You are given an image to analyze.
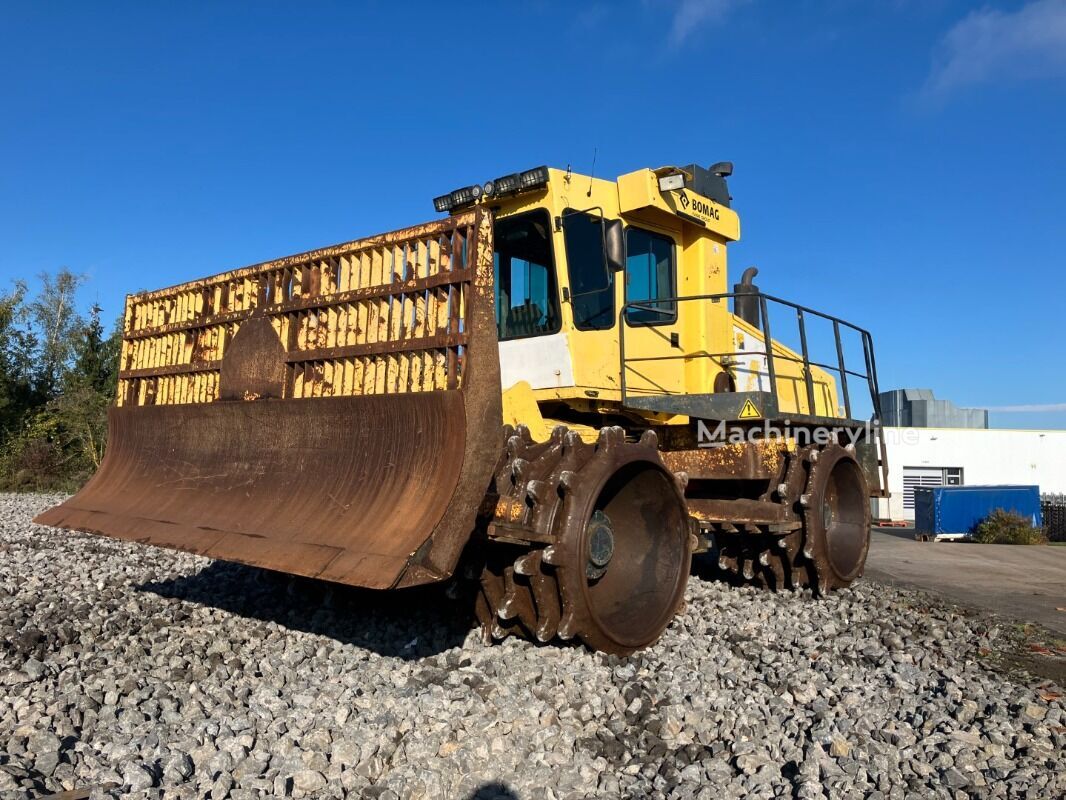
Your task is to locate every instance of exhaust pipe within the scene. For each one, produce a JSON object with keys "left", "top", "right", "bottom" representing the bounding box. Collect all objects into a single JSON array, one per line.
[{"left": 733, "top": 266, "right": 761, "bottom": 328}]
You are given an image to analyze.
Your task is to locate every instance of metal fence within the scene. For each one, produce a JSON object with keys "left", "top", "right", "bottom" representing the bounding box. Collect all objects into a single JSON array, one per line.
[{"left": 1042, "top": 493, "right": 1066, "bottom": 542}]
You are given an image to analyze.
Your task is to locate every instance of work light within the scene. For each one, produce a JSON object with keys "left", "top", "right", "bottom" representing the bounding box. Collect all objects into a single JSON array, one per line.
[
  {"left": 492, "top": 172, "right": 521, "bottom": 196},
  {"left": 658, "top": 173, "right": 685, "bottom": 192},
  {"left": 519, "top": 166, "right": 549, "bottom": 190},
  {"left": 433, "top": 194, "right": 455, "bottom": 213},
  {"left": 450, "top": 184, "right": 481, "bottom": 208}
]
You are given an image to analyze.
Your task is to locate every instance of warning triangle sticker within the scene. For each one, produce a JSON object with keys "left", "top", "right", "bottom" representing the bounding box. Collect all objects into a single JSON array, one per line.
[{"left": 739, "top": 399, "right": 762, "bottom": 419}]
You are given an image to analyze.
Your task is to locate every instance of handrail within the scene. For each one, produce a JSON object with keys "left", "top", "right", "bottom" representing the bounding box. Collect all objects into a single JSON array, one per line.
[{"left": 618, "top": 291, "right": 881, "bottom": 423}]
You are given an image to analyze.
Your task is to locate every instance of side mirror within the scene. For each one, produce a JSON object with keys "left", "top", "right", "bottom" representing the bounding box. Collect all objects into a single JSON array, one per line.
[{"left": 605, "top": 219, "right": 624, "bottom": 273}]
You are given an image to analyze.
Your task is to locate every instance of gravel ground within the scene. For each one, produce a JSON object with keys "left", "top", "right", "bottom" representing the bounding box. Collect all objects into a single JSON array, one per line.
[{"left": 2, "top": 493, "right": 1063, "bottom": 800}]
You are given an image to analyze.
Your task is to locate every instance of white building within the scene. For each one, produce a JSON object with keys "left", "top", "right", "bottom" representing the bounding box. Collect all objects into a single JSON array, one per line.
[{"left": 874, "top": 427, "right": 1066, "bottom": 521}]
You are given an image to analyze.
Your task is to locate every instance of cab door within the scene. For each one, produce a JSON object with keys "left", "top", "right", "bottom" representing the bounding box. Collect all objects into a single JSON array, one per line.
[
  {"left": 618, "top": 224, "right": 686, "bottom": 401},
  {"left": 558, "top": 210, "right": 622, "bottom": 394},
  {"left": 494, "top": 210, "right": 572, "bottom": 391}
]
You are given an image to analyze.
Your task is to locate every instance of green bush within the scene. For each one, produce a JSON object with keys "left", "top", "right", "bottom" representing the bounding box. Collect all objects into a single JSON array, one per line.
[
  {"left": 0, "top": 389, "right": 110, "bottom": 492},
  {"left": 972, "top": 508, "right": 1047, "bottom": 545},
  {"left": 0, "top": 409, "right": 65, "bottom": 491}
]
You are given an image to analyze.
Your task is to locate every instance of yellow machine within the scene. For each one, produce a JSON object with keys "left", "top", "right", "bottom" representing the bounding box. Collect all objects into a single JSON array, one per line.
[{"left": 37, "top": 161, "right": 887, "bottom": 655}]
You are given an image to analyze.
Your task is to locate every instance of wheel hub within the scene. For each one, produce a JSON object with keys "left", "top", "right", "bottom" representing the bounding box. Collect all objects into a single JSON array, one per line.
[{"left": 585, "top": 510, "right": 615, "bottom": 579}]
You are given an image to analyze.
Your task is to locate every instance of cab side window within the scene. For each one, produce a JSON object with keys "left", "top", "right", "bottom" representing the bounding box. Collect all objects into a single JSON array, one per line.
[
  {"left": 494, "top": 210, "right": 561, "bottom": 340},
  {"left": 562, "top": 211, "right": 615, "bottom": 330},
  {"left": 625, "top": 227, "right": 676, "bottom": 325}
]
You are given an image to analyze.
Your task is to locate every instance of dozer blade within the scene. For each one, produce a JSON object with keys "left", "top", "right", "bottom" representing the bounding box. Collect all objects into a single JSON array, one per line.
[{"left": 35, "top": 209, "right": 502, "bottom": 590}]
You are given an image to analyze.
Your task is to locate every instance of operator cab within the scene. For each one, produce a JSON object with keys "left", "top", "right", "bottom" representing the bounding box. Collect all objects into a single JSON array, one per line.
[
  {"left": 432, "top": 163, "right": 735, "bottom": 350},
  {"left": 431, "top": 163, "right": 739, "bottom": 406}
]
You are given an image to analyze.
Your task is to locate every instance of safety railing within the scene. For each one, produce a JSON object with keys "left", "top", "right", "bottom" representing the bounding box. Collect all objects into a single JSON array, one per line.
[{"left": 618, "top": 292, "right": 883, "bottom": 423}]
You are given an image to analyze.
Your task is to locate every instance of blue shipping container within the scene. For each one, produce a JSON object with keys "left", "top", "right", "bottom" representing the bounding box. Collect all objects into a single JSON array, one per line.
[{"left": 914, "top": 485, "right": 1042, "bottom": 536}]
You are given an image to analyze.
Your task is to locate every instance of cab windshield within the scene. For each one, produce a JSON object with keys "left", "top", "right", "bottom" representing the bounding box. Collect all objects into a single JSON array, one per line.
[{"left": 493, "top": 210, "right": 561, "bottom": 340}]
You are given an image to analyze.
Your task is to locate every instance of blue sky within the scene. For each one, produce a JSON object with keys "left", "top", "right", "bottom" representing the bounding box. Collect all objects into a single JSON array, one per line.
[{"left": 2, "top": 1, "right": 1064, "bottom": 427}]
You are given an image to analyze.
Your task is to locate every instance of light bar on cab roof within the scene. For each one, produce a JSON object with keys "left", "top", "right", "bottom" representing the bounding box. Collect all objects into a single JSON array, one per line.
[{"left": 433, "top": 165, "right": 549, "bottom": 213}]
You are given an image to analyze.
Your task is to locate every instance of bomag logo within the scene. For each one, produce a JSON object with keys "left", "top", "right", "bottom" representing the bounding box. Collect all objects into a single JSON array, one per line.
[
  {"left": 676, "top": 190, "right": 719, "bottom": 221},
  {"left": 690, "top": 197, "right": 720, "bottom": 220}
]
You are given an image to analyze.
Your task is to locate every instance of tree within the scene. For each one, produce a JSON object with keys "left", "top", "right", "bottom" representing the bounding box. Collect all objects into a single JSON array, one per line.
[
  {"left": 0, "top": 272, "right": 122, "bottom": 491},
  {"left": 28, "top": 269, "right": 84, "bottom": 399},
  {"left": 50, "top": 305, "right": 123, "bottom": 475},
  {"left": 64, "top": 303, "right": 120, "bottom": 395},
  {"left": 0, "top": 282, "right": 37, "bottom": 437}
]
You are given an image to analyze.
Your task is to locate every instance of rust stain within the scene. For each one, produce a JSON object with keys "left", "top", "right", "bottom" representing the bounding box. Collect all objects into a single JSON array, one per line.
[{"left": 661, "top": 439, "right": 785, "bottom": 480}]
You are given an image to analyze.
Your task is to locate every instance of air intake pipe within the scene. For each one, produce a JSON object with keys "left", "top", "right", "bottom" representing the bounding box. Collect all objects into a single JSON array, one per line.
[{"left": 733, "top": 267, "right": 761, "bottom": 328}]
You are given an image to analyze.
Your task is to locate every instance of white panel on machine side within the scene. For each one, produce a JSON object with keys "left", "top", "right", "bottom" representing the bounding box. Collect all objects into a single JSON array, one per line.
[
  {"left": 732, "top": 324, "right": 771, "bottom": 392},
  {"left": 499, "top": 332, "right": 575, "bottom": 390}
]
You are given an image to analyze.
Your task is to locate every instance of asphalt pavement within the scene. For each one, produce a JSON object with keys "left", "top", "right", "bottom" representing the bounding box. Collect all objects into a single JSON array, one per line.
[{"left": 865, "top": 526, "right": 1066, "bottom": 636}]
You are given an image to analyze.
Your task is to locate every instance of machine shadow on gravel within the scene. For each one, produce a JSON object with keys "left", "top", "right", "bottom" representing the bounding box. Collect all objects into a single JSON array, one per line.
[
  {"left": 465, "top": 782, "right": 519, "bottom": 800},
  {"left": 691, "top": 551, "right": 749, "bottom": 587},
  {"left": 137, "top": 561, "right": 473, "bottom": 659}
]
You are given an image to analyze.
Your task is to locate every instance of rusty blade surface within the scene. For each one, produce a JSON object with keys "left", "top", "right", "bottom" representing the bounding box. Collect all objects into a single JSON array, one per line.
[
  {"left": 36, "top": 208, "right": 503, "bottom": 589},
  {"left": 34, "top": 394, "right": 466, "bottom": 589}
]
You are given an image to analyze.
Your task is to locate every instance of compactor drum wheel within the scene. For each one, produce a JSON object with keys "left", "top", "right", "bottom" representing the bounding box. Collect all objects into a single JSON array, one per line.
[
  {"left": 715, "top": 442, "right": 872, "bottom": 596},
  {"left": 476, "top": 426, "right": 693, "bottom": 655},
  {"left": 800, "top": 444, "right": 872, "bottom": 592}
]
